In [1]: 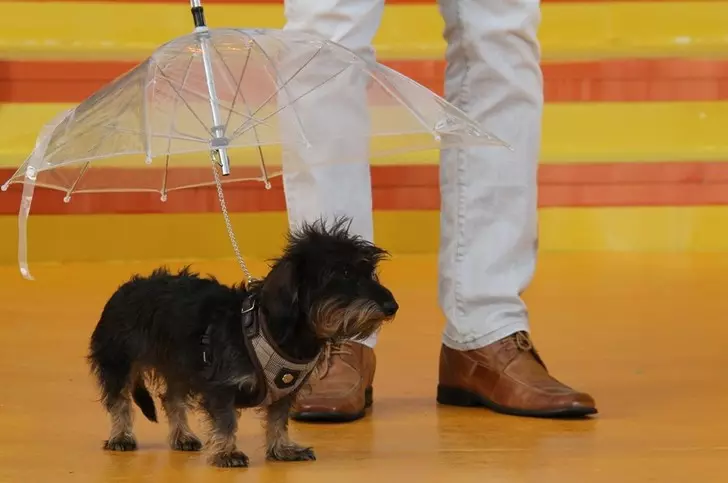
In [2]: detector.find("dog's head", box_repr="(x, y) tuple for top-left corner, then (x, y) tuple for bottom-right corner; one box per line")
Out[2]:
(259, 216), (398, 342)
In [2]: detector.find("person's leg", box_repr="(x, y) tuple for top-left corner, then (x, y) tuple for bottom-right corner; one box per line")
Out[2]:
(435, 0), (597, 417)
(281, 0), (385, 422)
(281, 0), (380, 258)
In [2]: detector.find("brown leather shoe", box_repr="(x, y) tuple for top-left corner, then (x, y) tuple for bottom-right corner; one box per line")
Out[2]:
(437, 331), (597, 418)
(291, 342), (375, 423)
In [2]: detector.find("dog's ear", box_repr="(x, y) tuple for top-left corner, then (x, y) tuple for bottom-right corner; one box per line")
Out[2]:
(260, 259), (299, 320)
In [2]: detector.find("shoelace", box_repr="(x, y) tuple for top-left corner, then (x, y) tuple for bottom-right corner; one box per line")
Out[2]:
(313, 341), (353, 379)
(514, 331), (534, 351)
(495, 331), (534, 363)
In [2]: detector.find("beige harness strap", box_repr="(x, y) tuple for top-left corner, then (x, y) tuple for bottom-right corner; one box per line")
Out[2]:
(240, 296), (320, 406)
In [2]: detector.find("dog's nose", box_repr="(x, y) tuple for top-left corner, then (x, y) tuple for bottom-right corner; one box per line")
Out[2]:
(381, 300), (399, 316)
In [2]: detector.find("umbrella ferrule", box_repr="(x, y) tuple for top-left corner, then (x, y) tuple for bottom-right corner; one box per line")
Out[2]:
(210, 135), (229, 149)
(216, 149), (231, 176)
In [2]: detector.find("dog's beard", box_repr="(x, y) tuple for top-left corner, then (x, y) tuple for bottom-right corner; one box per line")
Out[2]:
(311, 297), (389, 342)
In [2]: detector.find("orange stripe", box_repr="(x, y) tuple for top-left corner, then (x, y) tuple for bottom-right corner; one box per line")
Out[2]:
(3, 162), (728, 215)
(4, 59), (728, 103)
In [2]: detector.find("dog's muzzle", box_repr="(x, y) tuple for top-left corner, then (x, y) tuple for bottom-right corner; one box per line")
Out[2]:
(312, 297), (395, 341)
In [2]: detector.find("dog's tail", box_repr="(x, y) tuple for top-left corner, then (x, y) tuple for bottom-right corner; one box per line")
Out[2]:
(131, 376), (158, 423)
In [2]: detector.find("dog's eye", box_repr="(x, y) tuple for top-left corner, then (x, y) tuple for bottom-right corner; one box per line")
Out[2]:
(342, 268), (352, 279)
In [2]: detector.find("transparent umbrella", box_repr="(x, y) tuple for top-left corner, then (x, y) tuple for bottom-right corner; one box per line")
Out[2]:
(1, 2), (510, 281)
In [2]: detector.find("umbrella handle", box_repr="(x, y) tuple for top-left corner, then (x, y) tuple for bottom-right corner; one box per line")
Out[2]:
(189, 0), (207, 28)
(14, 107), (72, 281)
(0, 178), (33, 280)
(13, 166), (39, 281)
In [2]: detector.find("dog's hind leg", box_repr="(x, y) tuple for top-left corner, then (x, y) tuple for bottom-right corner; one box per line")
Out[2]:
(265, 395), (316, 462)
(200, 391), (248, 468)
(89, 356), (138, 451)
(104, 395), (137, 451)
(161, 384), (202, 452)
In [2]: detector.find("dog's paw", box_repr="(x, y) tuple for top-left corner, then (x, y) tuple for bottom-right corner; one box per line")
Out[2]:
(171, 434), (203, 452)
(266, 444), (316, 462)
(209, 450), (250, 468)
(103, 434), (138, 452)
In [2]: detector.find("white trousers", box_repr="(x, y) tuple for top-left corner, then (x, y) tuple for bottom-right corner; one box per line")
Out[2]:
(281, 0), (543, 351)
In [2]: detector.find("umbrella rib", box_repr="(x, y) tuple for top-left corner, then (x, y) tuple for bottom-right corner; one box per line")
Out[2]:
(232, 64), (352, 141)
(44, 164), (75, 189)
(56, 188), (162, 195)
(42, 91), (139, 162)
(103, 126), (207, 144)
(159, 54), (212, 144)
(367, 69), (439, 138)
(215, 42), (252, 133)
(154, 56), (263, 128)
(61, 127), (107, 201)
(42, 111), (121, 162)
(155, 64), (214, 137)
(53, 133), (103, 177)
(146, 131), (208, 144)
(166, 174), (276, 191)
(141, 62), (153, 161)
(161, 54), (195, 199)
(231, 37), (320, 139)
(161, 154), (170, 199)
(159, 73), (265, 129)
(64, 161), (91, 200)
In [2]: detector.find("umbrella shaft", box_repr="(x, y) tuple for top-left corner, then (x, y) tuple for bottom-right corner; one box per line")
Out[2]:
(188, 0), (229, 175)
(197, 32), (231, 176)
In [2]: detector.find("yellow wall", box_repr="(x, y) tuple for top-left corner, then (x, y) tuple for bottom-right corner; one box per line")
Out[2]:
(3, 0), (728, 264)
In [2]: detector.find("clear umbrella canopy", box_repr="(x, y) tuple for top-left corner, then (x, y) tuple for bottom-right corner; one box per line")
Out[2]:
(2, 27), (511, 280)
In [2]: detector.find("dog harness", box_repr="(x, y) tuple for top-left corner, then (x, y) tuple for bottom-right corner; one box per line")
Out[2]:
(202, 295), (321, 406)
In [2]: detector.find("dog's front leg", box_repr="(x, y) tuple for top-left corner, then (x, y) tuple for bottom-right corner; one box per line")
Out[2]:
(265, 395), (316, 462)
(201, 391), (248, 468)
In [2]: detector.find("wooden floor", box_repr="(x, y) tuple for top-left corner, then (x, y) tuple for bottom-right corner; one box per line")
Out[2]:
(1, 253), (727, 482)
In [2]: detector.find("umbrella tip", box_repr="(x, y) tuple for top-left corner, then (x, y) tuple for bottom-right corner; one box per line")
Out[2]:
(160, 193), (168, 202)
(20, 267), (34, 281)
(1, 182), (8, 192)
(63, 195), (71, 203)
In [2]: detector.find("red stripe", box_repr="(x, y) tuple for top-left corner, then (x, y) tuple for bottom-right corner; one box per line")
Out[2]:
(2, 162), (728, 215)
(4, 59), (728, 103)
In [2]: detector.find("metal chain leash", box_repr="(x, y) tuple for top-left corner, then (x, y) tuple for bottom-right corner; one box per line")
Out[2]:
(210, 152), (255, 285)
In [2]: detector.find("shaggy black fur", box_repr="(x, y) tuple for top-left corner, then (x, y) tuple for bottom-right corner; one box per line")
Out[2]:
(87, 217), (398, 468)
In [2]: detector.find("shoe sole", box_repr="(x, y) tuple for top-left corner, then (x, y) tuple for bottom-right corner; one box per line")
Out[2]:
(436, 385), (598, 419)
(291, 387), (373, 423)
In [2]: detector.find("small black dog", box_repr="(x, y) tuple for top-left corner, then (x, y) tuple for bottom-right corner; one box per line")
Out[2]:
(87, 217), (398, 468)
